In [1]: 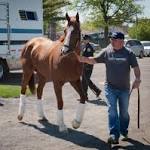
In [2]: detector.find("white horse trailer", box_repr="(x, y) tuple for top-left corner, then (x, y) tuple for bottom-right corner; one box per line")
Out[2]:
(0, 0), (43, 80)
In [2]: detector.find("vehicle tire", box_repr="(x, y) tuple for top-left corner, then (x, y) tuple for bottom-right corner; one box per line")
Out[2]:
(139, 51), (144, 59)
(0, 60), (9, 80)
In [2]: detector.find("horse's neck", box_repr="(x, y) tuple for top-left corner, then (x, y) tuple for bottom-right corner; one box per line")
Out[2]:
(58, 34), (81, 55)
(75, 41), (81, 55)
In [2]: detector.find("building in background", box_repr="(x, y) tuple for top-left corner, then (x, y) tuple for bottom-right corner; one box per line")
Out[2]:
(0, 0), (43, 80)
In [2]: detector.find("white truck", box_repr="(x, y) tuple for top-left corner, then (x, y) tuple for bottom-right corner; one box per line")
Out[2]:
(0, 0), (43, 80)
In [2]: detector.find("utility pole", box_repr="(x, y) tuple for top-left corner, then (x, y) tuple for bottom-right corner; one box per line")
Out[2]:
(135, 13), (138, 39)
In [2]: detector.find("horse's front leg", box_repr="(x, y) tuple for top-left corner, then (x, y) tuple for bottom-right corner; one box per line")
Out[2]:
(70, 79), (87, 129)
(53, 81), (68, 133)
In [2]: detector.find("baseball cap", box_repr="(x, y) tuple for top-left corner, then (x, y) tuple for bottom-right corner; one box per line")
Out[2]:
(109, 32), (125, 40)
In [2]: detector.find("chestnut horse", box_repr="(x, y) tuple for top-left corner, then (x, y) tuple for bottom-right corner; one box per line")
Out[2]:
(17, 13), (87, 132)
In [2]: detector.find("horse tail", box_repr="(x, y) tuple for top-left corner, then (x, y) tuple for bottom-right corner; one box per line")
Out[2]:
(28, 73), (36, 94)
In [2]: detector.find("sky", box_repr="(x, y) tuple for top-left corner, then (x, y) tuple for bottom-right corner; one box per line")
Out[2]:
(135, 0), (150, 18)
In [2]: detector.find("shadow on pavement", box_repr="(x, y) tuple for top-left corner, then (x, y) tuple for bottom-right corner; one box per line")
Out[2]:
(112, 138), (150, 150)
(20, 121), (110, 150)
(87, 99), (107, 106)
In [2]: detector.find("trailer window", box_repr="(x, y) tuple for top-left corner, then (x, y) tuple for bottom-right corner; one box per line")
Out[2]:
(19, 10), (38, 21)
(0, 40), (27, 45)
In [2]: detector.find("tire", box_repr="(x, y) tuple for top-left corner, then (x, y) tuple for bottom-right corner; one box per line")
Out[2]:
(139, 51), (144, 59)
(0, 60), (9, 80)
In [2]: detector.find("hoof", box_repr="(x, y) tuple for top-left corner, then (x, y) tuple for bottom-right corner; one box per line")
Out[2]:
(72, 119), (81, 129)
(17, 115), (23, 121)
(38, 117), (48, 122)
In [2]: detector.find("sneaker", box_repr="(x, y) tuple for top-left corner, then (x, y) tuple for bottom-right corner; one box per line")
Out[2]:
(77, 96), (89, 102)
(122, 134), (128, 141)
(107, 136), (119, 144)
(0, 103), (4, 106)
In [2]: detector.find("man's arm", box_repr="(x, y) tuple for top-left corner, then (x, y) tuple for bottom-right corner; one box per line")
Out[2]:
(77, 55), (97, 65)
(77, 48), (106, 64)
(132, 66), (141, 89)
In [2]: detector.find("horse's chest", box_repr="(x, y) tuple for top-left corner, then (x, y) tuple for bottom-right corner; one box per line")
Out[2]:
(60, 58), (77, 68)
(52, 56), (82, 81)
(59, 58), (81, 73)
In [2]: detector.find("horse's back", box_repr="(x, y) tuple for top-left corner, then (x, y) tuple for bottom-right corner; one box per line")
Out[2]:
(21, 37), (63, 80)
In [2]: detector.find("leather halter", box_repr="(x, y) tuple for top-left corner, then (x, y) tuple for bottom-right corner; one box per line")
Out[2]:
(61, 33), (80, 55)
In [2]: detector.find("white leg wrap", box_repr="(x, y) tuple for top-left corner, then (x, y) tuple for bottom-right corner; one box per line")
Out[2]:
(72, 103), (86, 129)
(57, 110), (68, 132)
(18, 94), (26, 118)
(36, 100), (45, 118)
(75, 103), (86, 122)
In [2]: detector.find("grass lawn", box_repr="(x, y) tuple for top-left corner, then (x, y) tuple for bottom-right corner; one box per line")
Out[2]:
(0, 85), (21, 98)
(0, 85), (31, 98)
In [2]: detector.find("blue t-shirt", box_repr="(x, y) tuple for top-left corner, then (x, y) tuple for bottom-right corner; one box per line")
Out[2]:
(94, 45), (139, 89)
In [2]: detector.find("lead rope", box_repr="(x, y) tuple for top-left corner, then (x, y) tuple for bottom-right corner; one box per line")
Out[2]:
(137, 88), (140, 129)
(129, 87), (140, 129)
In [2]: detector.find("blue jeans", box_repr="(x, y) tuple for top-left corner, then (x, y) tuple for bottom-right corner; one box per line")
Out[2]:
(104, 83), (130, 139)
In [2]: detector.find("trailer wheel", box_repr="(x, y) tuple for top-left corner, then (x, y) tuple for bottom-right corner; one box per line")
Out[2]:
(0, 60), (9, 80)
(139, 51), (144, 59)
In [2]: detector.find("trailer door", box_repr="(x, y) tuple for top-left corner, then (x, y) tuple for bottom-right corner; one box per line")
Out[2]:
(0, 3), (10, 55)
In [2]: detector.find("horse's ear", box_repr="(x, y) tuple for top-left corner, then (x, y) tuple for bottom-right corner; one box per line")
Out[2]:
(76, 12), (79, 22)
(66, 13), (70, 22)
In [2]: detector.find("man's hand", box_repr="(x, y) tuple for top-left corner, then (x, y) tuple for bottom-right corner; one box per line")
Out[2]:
(133, 66), (141, 89)
(132, 78), (141, 89)
(76, 54), (96, 64)
(76, 54), (84, 62)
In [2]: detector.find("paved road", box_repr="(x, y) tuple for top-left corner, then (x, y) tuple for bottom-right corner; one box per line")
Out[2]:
(0, 58), (150, 150)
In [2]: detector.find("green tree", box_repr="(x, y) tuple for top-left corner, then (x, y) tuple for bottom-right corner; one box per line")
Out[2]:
(43, 0), (70, 39)
(73, 0), (142, 46)
(128, 18), (150, 40)
(81, 21), (98, 32)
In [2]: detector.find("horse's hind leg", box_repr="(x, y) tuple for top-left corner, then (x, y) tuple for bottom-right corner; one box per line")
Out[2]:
(53, 81), (68, 133)
(70, 79), (88, 103)
(36, 73), (47, 121)
(18, 71), (33, 121)
(70, 79), (87, 129)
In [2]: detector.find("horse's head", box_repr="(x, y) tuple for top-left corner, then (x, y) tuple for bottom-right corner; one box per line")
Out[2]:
(61, 13), (81, 55)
